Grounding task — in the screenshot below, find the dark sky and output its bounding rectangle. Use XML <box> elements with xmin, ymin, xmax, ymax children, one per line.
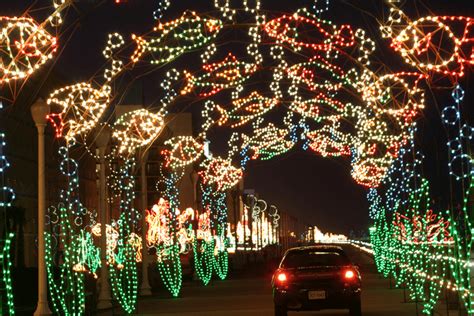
<box><xmin>2</xmin><ymin>0</ymin><xmax>474</xmax><ymax>235</ymax></box>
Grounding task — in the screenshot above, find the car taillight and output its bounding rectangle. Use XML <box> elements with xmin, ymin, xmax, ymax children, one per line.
<box><xmin>344</xmin><ymin>269</ymin><xmax>355</xmax><ymax>280</ymax></box>
<box><xmin>276</xmin><ymin>272</ymin><xmax>287</xmax><ymax>282</ymax></box>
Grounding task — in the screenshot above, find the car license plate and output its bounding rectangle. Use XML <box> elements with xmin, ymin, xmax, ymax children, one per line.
<box><xmin>308</xmin><ymin>290</ymin><xmax>326</xmax><ymax>300</ymax></box>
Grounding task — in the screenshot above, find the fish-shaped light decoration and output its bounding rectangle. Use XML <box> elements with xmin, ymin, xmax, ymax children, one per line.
<box><xmin>0</xmin><ymin>17</ymin><xmax>58</xmax><ymax>83</ymax></box>
<box><xmin>287</xmin><ymin>55</ymin><xmax>347</xmax><ymax>93</ymax></box>
<box><xmin>263</xmin><ymin>8</ymin><xmax>355</xmax><ymax>51</ymax></box>
<box><xmin>113</xmin><ymin>109</ymin><xmax>165</xmax><ymax>155</ymax></box>
<box><xmin>288</xmin><ymin>94</ymin><xmax>345</xmax><ymax>120</ymax></box>
<box><xmin>361</xmin><ymin>72</ymin><xmax>426</xmax><ymax>125</ymax></box>
<box><xmin>47</xmin><ymin>83</ymin><xmax>111</xmax><ymax>141</ymax></box>
<box><xmin>217</xmin><ymin>91</ymin><xmax>278</xmax><ymax>128</ymax></box>
<box><xmin>162</xmin><ymin>136</ymin><xmax>204</xmax><ymax>169</ymax></box>
<box><xmin>382</xmin><ymin>8</ymin><xmax>474</xmax><ymax>77</ymax></box>
<box><xmin>199</xmin><ymin>157</ymin><xmax>243</xmax><ymax>192</ymax></box>
<box><xmin>47</xmin><ymin>33</ymin><xmax>125</xmax><ymax>141</ymax></box>
<box><xmin>131</xmin><ymin>11</ymin><xmax>223</xmax><ymax>64</ymax></box>
<box><xmin>305</xmin><ymin>119</ymin><xmax>352</xmax><ymax>158</ymax></box>
<box><xmin>0</xmin><ymin>1</ymin><xmax>71</xmax><ymax>84</ymax></box>
<box><xmin>241</xmin><ymin>123</ymin><xmax>294</xmax><ymax>161</ymax></box>
<box><xmin>181</xmin><ymin>52</ymin><xmax>258</xmax><ymax>97</ymax></box>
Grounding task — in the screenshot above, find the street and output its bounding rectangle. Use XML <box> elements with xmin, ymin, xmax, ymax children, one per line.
<box><xmin>101</xmin><ymin>245</ymin><xmax>421</xmax><ymax>316</ymax></box>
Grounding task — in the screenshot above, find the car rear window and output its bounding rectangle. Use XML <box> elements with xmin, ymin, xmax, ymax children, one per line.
<box><xmin>281</xmin><ymin>250</ymin><xmax>349</xmax><ymax>268</ymax></box>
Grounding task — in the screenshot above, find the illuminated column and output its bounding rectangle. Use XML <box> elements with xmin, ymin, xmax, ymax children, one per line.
<box><xmin>139</xmin><ymin>151</ymin><xmax>152</xmax><ymax>296</ymax></box>
<box><xmin>31</xmin><ymin>98</ymin><xmax>52</xmax><ymax>316</ymax></box>
<box><xmin>96</xmin><ymin>126</ymin><xmax>112</xmax><ymax>310</ymax></box>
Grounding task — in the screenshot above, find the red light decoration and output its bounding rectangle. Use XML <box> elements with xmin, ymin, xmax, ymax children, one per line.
<box><xmin>263</xmin><ymin>8</ymin><xmax>355</xmax><ymax>50</ymax></box>
<box><xmin>287</xmin><ymin>55</ymin><xmax>346</xmax><ymax>93</ymax></box>
<box><xmin>383</xmin><ymin>8</ymin><xmax>474</xmax><ymax>77</ymax></box>
<box><xmin>393</xmin><ymin>210</ymin><xmax>453</xmax><ymax>244</ymax></box>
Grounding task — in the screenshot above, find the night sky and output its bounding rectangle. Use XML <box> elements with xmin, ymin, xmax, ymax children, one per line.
<box><xmin>2</xmin><ymin>0</ymin><xmax>474</xmax><ymax>235</ymax></box>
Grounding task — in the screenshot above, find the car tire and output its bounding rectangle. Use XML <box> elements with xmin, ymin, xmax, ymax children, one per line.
<box><xmin>349</xmin><ymin>298</ymin><xmax>362</xmax><ymax>316</ymax></box>
<box><xmin>274</xmin><ymin>305</ymin><xmax>287</xmax><ymax>316</ymax></box>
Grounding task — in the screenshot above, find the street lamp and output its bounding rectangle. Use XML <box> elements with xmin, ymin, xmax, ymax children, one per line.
<box><xmin>31</xmin><ymin>98</ymin><xmax>52</xmax><ymax>316</ymax></box>
<box><xmin>95</xmin><ymin>125</ymin><xmax>113</xmax><ymax>309</ymax></box>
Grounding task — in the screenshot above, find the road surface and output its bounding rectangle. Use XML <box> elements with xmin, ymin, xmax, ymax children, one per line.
<box><xmin>98</xmin><ymin>245</ymin><xmax>442</xmax><ymax>315</ymax></box>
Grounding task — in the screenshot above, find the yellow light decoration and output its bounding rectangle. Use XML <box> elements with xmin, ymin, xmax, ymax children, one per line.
<box><xmin>381</xmin><ymin>8</ymin><xmax>474</xmax><ymax>77</ymax></box>
<box><xmin>180</xmin><ymin>52</ymin><xmax>258</xmax><ymax>97</ymax></box>
<box><xmin>0</xmin><ymin>0</ymin><xmax>71</xmax><ymax>84</ymax></box>
<box><xmin>217</xmin><ymin>91</ymin><xmax>279</xmax><ymax>128</ymax></box>
<box><xmin>131</xmin><ymin>11</ymin><xmax>223</xmax><ymax>64</ymax></box>
<box><xmin>0</xmin><ymin>17</ymin><xmax>58</xmax><ymax>83</ymax></box>
<box><xmin>47</xmin><ymin>83</ymin><xmax>110</xmax><ymax>140</ymax></box>
<box><xmin>113</xmin><ymin>109</ymin><xmax>165</xmax><ymax>155</ymax></box>
<box><xmin>198</xmin><ymin>157</ymin><xmax>243</xmax><ymax>192</ymax></box>
<box><xmin>162</xmin><ymin>136</ymin><xmax>204</xmax><ymax>169</ymax></box>
<box><xmin>47</xmin><ymin>33</ymin><xmax>125</xmax><ymax>141</ymax></box>
<box><xmin>362</xmin><ymin>72</ymin><xmax>426</xmax><ymax>123</ymax></box>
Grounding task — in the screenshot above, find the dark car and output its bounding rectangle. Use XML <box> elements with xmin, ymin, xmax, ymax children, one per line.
<box><xmin>272</xmin><ymin>245</ymin><xmax>361</xmax><ymax>316</ymax></box>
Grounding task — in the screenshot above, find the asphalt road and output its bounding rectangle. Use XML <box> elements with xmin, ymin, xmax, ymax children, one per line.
<box><xmin>98</xmin><ymin>245</ymin><xmax>429</xmax><ymax>316</ymax></box>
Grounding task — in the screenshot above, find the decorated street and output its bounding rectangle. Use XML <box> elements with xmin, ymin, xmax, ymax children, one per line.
<box><xmin>1</xmin><ymin>0</ymin><xmax>474</xmax><ymax>315</ymax></box>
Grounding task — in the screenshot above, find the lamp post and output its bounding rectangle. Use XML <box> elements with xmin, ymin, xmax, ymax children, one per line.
<box><xmin>95</xmin><ymin>126</ymin><xmax>112</xmax><ymax>310</ymax></box>
<box><xmin>31</xmin><ymin>98</ymin><xmax>52</xmax><ymax>316</ymax></box>
<box><xmin>139</xmin><ymin>151</ymin><xmax>152</xmax><ymax>296</ymax></box>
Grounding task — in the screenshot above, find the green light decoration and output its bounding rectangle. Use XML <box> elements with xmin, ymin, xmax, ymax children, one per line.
<box><xmin>108</xmin><ymin>159</ymin><xmax>138</xmax><ymax>314</ymax></box>
<box><xmin>194</xmin><ymin>191</ymin><xmax>213</xmax><ymax>286</ymax></box>
<box><xmin>45</xmin><ymin>143</ymin><xmax>86</xmax><ymax>315</ymax></box>
<box><xmin>0</xmin><ymin>233</ymin><xmax>15</xmax><ymax>316</ymax></box>
<box><xmin>192</xmin><ymin>238</ymin><xmax>214</xmax><ymax>286</ymax></box>
<box><xmin>202</xmin><ymin>185</ymin><xmax>229</xmax><ymax>281</ymax></box>
<box><xmin>156</xmin><ymin>172</ymin><xmax>183</xmax><ymax>297</ymax></box>
<box><xmin>370</xmin><ymin>145</ymin><xmax>473</xmax><ymax>314</ymax></box>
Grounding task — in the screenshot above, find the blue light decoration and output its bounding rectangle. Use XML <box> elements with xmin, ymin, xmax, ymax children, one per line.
<box><xmin>313</xmin><ymin>0</ymin><xmax>330</xmax><ymax>14</ymax></box>
<box><xmin>153</xmin><ymin>0</ymin><xmax>171</xmax><ymax>20</ymax></box>
<box><xmin>442</xmin><ymin>85</ymin><xmax>473</xmax><ymax>181</ymax></box>
<box><xmin>209</xmin><ymin>189</ymin><xmax>229</xmax><ymax>280</ymax></box>
<box><xmin>0</xmin><ymin>101</ymin><xmax>16</xmax><ymax>315</ymax></box>
<box><xmin>0</xmin><ymin>104</ymin><xmax>15</xmax><ymax>314</ymax></box>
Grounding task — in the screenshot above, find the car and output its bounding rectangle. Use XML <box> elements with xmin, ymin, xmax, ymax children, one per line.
<box><xmin>272</xmin><ymin>245</ymin><xmax>362</xmax><ymax>316</ymax></box>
